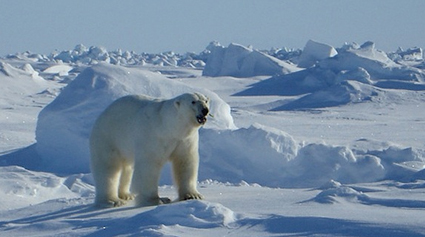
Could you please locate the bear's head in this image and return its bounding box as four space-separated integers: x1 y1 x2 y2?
174 93 210 126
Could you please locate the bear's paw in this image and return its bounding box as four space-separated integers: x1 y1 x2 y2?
159 197 172 204
180 193 204 201
118 192 135 201
95 198 127 208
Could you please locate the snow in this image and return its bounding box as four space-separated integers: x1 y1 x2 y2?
202 42 300 77
42 64 73 76
1 40 425 236
0 166 92 210
320 41 425 81
298 40 338 68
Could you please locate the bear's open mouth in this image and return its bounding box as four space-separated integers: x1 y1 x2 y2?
196 115 207 125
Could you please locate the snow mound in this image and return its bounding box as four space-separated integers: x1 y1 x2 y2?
298 40 338 68
234 67 334 96
236 65 375 98
0 166 92 210
236 67 381 110
35 63 235 173
274 80 379 110
1 62 43 81
320 41 425 81
203 43 300 77
311 186 367 204
0 62 52 109
336 67 373 84
195 124 423 188
282 143 425 188
42 64 73 76
283 143 386 188
358 145 425 181
137 200 238 229
199 124 299 186
81 200 239 236
310 181 425 208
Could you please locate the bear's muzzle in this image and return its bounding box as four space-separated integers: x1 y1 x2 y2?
196 107 209 125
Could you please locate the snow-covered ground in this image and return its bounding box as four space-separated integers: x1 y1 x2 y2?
1 41 425 236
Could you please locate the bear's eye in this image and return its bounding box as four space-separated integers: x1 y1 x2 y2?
191 101 196 105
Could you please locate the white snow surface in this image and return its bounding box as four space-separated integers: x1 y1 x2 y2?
1 40 425 236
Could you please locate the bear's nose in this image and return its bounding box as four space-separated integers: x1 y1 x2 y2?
202 108 209 116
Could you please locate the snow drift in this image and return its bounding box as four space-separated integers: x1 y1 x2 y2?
35 63 235 173
320 41 425 81
0 62 49 107
236 41 425 110
202 43 300 77
0 166 93 210
273 80 379 110
199 124 299 186
200 125 424 188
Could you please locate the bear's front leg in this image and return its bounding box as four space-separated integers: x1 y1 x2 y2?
172 150 203 201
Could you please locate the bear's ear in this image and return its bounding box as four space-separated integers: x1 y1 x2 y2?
174 100 180 108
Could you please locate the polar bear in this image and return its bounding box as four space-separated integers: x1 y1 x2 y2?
90 93 209 207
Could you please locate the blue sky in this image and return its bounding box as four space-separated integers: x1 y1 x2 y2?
1 0 424 55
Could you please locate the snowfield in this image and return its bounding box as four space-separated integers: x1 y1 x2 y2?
1 40 425 236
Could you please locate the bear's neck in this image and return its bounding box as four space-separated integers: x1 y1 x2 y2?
160 101 199 139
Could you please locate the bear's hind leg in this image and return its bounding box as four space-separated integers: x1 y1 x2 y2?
132 159 168 207
118 164 135 201
92 159 127 208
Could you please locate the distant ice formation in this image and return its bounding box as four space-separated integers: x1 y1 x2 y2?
202 43 300 77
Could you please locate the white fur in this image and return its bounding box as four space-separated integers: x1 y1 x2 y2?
90 93 209 207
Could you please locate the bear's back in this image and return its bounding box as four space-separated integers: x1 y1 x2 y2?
92 95 164 136
104 95 162 117
90 95 169 152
